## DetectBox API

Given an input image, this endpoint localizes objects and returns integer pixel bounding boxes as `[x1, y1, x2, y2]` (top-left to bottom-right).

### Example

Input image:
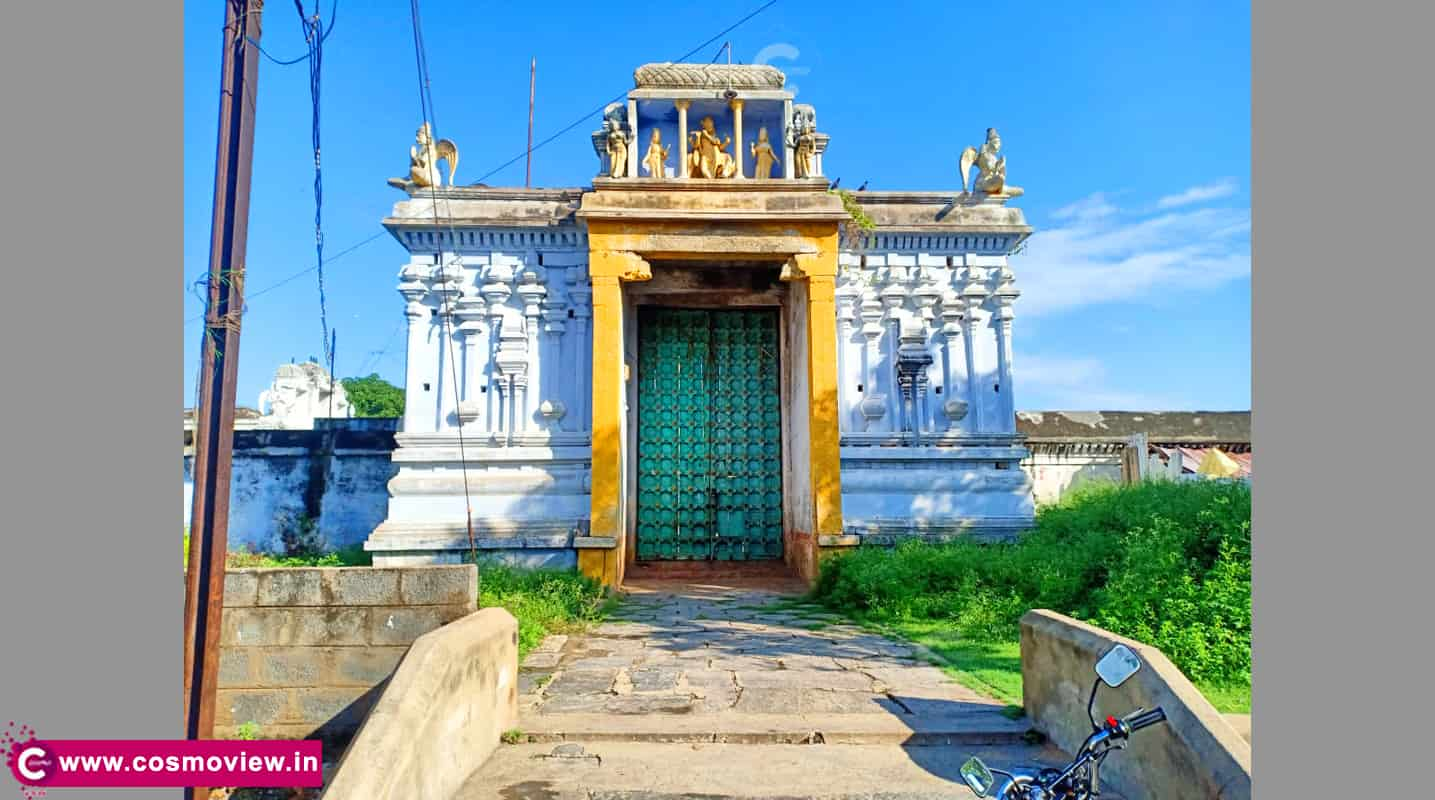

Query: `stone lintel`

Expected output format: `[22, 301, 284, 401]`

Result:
[579, 183, 846, 225]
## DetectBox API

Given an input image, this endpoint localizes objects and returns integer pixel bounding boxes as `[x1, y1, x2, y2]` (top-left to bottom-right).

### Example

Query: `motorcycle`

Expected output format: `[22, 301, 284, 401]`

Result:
[958, 643, 1167, 799]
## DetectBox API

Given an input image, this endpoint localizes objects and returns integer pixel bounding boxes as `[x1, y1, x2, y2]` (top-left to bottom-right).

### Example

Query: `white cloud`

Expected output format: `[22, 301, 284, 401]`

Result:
[1015, 192, 1250, 317]
[1014, 353, 1185, 410]
[1051, 192, 1118, 222]
[1155, 178, 1239, 209]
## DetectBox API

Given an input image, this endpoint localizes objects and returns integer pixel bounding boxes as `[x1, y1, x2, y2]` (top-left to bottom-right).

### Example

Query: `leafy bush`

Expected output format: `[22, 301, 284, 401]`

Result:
[477, 563, 612, 657]
[812, 480, 1252, 686]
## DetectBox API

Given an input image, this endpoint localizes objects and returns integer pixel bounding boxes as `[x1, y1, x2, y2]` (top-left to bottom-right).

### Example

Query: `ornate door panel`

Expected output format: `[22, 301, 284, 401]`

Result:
[636, 308, 783, 561]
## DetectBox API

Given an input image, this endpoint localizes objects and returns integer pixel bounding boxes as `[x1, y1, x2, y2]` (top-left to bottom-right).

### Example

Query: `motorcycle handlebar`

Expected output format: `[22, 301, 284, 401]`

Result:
[1126, 707, 1167, 732]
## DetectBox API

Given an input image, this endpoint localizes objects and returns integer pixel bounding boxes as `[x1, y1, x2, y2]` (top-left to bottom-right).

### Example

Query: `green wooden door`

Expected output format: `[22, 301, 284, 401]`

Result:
[636, 308, 783, 561]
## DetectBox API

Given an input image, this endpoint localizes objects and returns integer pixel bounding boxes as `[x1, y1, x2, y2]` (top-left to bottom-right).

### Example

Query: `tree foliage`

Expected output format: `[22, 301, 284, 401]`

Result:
[341, 373, 404, 418]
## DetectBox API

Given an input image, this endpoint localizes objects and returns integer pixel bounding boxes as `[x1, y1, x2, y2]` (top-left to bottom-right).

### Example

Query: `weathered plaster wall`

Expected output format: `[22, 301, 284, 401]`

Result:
[182, 421, 399, 552]
[1023, 451, 1123, 505]
[209, 564, 476, 743]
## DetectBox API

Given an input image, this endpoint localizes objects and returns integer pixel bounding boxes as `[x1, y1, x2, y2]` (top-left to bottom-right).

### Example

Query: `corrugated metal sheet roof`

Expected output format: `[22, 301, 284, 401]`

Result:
[1157, 446, 1252, 478]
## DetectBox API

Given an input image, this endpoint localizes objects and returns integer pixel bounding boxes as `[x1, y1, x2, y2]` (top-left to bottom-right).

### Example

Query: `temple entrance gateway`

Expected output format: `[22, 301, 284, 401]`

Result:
[369, 61, 1036, 586]
[635, 308, 783, 562]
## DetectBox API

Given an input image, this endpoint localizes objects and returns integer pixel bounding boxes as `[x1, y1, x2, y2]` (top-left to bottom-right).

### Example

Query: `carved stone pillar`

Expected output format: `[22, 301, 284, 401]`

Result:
[480, 269, 513, 437]
[938, 293, 969, 433]
[399, 265, 432, 434]
[431, 258, 465, 430]
[960, 258, 988, 433]
[540, 275, 569, 431]
[993, 265, 1021, 434]
[454, 289, 488, 432]
[568, 276, 593, 433]
[879, 278, 907, 433]
[626, 98, 639, 178]
[730, 98, 745, 178]
[516, 268, 547, 433]
[858, 290, 886, 431]
[675, 100, 690, 180]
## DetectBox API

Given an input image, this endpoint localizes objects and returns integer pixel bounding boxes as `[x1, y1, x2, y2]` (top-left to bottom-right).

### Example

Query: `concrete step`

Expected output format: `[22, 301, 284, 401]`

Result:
[453, 742, 1111, 800]
[517, 710, 1033, 746]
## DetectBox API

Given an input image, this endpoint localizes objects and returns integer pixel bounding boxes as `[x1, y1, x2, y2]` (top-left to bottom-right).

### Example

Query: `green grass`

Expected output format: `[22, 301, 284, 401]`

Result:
[183, 530, 372, 568]
[476, 562, 616, 659]
[811, 481, 1252, 714]
[1194, 682, 1251, 714]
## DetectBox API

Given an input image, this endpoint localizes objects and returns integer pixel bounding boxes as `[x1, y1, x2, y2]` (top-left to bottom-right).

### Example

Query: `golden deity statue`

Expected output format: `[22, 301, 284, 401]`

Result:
[750, 127, 777, 180]
[642, 128, 670, 179]
[688, 116, 736, 178]
[605, 118, 630, 178]
[387, 122, 458, 189]
[793, 121, 817, 179]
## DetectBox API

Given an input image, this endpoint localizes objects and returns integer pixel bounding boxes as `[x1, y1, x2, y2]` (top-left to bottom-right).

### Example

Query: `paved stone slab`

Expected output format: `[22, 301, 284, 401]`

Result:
[546, 669, 618, 696]
[628, 666, 684, 693]
[522, 650, 562, 670]
[736, 670, 876, 692]
[457, 742, 1121, 800]
[519, 580, 1022, 750]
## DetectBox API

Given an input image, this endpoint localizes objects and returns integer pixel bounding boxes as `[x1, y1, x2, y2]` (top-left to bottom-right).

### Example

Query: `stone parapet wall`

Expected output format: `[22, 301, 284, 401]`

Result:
[1020, 610, 1251, 800]
[323, 608, 518, 800]
[209, 564, 476, 742]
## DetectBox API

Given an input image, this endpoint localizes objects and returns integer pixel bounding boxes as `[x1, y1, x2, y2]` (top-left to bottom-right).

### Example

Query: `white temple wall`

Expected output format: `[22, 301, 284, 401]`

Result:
[833, 247, 1033, 542]
[368, 219, 1034, 561]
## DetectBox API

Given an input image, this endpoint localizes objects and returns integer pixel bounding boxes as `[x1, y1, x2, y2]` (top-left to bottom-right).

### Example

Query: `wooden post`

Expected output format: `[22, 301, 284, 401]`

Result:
[184, 1, 262, 797]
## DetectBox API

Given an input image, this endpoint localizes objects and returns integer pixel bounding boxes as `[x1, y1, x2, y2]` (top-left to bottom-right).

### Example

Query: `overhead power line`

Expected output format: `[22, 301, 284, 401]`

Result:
[184, 229, 388, 326]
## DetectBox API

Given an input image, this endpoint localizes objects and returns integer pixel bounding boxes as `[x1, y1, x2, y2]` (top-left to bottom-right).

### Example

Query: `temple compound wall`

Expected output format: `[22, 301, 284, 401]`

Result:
[365, 62, 1034, 583]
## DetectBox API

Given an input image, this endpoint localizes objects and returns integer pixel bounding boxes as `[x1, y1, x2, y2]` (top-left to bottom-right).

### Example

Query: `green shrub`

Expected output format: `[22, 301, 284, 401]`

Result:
[182, 530, 371, 569]
[812, 480, 1252, 686]
[476, 562, 611, 657]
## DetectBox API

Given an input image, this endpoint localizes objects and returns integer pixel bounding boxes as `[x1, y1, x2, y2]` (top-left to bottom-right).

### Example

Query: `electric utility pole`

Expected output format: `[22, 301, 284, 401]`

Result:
[183, 2, 262, 797]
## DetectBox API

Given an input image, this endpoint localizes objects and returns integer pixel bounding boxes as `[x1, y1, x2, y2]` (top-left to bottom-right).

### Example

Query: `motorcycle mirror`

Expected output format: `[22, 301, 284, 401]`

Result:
[1095, 643, 1142, 688]
[960, 757, 996, 797]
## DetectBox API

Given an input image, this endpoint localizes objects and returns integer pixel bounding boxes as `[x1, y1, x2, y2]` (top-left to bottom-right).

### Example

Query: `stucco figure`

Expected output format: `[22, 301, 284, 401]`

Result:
[257, 362, 352, 429]
[959, 127, 1023, 198]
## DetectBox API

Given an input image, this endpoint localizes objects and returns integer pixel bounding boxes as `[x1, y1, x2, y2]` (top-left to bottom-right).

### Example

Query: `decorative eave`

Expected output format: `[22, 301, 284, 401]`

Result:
[578, 178, 848, 224]
[633, 62, 785, 90]
[382, 186, 587, 251]
[846, 191, 1032, 255]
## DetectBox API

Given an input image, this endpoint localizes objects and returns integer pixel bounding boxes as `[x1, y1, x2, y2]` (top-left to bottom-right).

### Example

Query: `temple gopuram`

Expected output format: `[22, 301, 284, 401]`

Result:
[366, 63, 1034, 586]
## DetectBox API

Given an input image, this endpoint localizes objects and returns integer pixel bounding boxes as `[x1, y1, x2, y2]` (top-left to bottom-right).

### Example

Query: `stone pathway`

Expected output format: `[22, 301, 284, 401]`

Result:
[512, 579, 1027, 745]
[454, 579, 1130, 799]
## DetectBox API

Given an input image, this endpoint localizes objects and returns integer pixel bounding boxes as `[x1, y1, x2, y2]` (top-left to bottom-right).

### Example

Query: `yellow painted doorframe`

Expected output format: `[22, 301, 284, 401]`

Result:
[580, 221, 845, 586]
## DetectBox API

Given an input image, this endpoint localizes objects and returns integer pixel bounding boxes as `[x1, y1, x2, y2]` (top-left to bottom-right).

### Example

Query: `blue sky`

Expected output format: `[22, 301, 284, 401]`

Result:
[183, 0, 1251, 412]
